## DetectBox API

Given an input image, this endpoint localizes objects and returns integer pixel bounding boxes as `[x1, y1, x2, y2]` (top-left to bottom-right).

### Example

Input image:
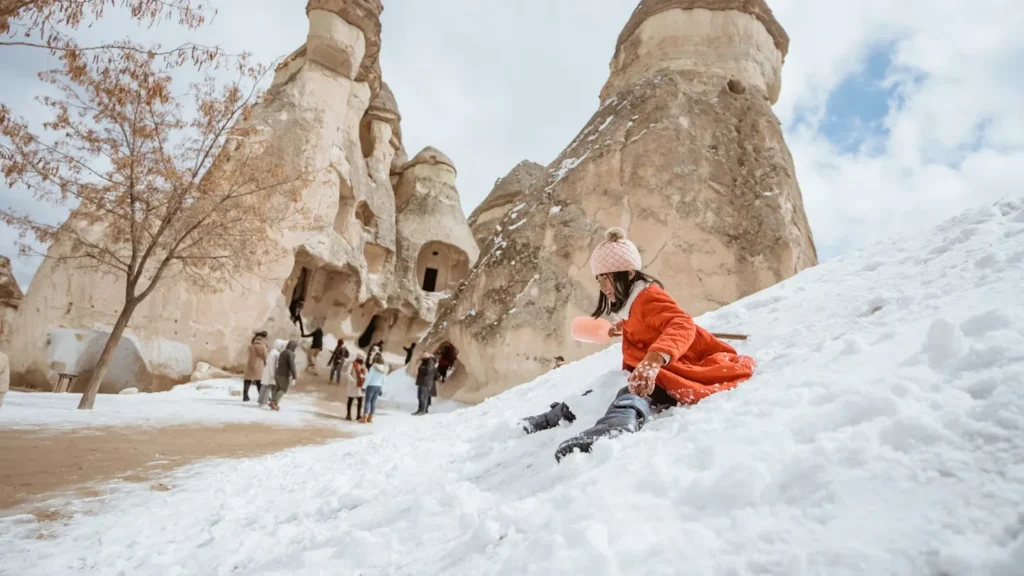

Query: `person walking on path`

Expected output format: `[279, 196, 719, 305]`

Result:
[359, 354, 388, 423]
[301, 321, 324, 375]
[328, 340, 349, 385]
[346, 357, 367, 421]
[0, 351, 9, 409]
[243, 331, 269, 402]
[413, 353, 437, 416]
[259, 341, 284, 407]
[270, 340, 299, 411]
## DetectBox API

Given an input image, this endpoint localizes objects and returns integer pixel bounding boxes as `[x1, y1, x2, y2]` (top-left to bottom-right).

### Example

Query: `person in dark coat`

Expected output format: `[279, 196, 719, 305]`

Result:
[327, 340, 349, 385]
[289, 299, 305, 332]
[301, 323, 324, 375]
[436, 342, 458, 383]
[413, 354, 438, 415]
[402, 342, 416, 365]
[270, 340, 298, 411]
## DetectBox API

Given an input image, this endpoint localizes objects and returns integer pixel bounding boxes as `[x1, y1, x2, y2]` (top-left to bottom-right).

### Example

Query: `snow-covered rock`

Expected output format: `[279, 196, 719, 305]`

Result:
[2, 199, 1023, 575]
[189, 362, 235, 383]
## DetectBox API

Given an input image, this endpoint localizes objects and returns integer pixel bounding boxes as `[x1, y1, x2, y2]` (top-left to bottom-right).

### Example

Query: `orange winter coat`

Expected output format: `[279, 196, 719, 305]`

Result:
[621, 284, 755, 404]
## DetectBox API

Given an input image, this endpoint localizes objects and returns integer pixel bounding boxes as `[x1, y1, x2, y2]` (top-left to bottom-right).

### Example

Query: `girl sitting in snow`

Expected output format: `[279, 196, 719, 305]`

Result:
[550, 227, 756, 462]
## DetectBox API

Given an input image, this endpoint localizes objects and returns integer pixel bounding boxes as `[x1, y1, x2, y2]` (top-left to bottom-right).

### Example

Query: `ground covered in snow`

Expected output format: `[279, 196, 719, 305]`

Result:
[0, 379, 336, 430]
[0, 372, 462, 432]
[3, 199, 1024, 575]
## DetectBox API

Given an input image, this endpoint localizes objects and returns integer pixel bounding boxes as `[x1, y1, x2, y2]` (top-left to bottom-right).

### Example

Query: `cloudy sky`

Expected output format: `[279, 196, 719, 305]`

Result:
[2, 0, 1022, 289]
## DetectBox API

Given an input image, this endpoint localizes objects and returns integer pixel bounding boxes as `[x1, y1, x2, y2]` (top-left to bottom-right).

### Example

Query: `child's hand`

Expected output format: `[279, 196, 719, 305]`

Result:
[627, 351, 667, 397]
[608, 320, 624, 338]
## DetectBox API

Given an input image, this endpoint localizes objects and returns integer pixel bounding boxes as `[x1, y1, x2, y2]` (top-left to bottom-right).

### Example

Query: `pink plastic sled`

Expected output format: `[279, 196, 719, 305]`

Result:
[570, 316, 613, 345]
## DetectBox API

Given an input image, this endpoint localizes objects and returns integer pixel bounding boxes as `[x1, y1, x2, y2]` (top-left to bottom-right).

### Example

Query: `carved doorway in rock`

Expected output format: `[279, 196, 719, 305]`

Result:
[422, 268, 438, 292]
[416, 241, 470, 294]
[358, 315, 379, 349]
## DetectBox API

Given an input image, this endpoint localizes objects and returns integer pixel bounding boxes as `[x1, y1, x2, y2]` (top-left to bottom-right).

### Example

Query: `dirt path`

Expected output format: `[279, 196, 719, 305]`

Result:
[0, 423, 349, 512]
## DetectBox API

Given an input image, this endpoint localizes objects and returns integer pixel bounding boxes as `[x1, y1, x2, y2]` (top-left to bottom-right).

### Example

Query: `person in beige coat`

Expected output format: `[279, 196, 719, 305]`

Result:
[243, 331, 269, 402]
[0, 350, 9, 409]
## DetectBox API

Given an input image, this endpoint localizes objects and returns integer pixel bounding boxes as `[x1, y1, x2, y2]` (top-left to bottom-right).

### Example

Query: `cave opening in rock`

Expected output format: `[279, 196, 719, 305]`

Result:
[417, 242, 470, 293]
[289, 266, 311, 327]
[422, 267, 438, 292]
[358, 315, 379, 349]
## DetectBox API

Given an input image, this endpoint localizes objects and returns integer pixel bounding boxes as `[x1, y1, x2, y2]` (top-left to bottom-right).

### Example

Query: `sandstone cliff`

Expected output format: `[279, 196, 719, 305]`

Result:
[420, 0, 817, 403]
[0, 256, 22, 342]
[2, 2, 477, 392]
[467, 160, 545, 248]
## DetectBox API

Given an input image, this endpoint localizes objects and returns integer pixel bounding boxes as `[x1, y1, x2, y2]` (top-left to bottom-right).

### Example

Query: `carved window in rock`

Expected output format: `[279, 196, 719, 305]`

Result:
[359, 114, 375, 160]
[355, 201, 377, 232]
[363, 243, 390, 275]
[332, 174, 357, 236]
[417, 241, 470, 293]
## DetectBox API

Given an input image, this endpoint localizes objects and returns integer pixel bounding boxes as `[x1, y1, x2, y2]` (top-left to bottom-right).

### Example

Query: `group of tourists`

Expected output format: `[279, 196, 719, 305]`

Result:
[335, 340, 390, 423]
[242, 312, 444, 423]
[242, 332, 297, 412]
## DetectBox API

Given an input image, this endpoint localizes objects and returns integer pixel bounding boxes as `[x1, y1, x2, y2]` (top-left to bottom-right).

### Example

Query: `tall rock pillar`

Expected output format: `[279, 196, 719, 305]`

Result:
[420, 0, 817, 403]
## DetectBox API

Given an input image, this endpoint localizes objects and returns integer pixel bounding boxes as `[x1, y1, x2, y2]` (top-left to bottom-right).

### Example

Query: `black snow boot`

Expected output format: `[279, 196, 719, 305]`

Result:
[521, 402, 577, 434]
[555, 387, 652, 462]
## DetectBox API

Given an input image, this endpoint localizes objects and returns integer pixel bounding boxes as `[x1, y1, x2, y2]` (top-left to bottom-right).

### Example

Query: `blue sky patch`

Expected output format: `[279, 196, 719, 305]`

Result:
[818, 45, 900, 155]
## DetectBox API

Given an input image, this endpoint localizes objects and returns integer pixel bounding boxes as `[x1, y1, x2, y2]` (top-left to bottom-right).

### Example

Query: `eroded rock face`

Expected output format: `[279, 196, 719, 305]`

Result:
[306, 0, 383, 96]
[2, 4, 476, 392]
[467, 160, 545, 248]
[0, 256, 23, 342]
[420, 0, 817, 403]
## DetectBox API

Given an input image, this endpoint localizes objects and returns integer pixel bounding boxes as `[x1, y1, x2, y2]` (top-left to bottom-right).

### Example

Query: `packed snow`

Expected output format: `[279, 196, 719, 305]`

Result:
[2, 199, 1024, 575]
[0, 374, 462, 431]
[0, 379, 341, 430]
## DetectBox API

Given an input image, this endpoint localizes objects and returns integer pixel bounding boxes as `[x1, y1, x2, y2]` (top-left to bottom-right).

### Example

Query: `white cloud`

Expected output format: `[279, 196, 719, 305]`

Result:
[2, 0, 1022, 288]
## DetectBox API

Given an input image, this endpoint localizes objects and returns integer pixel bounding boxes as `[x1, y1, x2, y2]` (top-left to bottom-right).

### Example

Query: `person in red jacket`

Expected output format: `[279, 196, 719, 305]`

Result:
[554, 227, 755, 462]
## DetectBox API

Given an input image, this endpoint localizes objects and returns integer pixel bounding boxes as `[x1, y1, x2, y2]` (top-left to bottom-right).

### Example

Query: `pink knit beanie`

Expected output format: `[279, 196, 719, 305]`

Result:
[590, 227, 643, 276]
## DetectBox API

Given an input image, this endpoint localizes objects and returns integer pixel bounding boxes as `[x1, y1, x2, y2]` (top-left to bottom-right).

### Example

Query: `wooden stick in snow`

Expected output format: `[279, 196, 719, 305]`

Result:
[711, 333, 748, 341]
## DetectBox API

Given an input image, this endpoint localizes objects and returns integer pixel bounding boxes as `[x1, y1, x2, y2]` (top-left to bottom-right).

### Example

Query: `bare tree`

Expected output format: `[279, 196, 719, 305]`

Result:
[0, 45, 303, 409]
[1, 0, 220, 64]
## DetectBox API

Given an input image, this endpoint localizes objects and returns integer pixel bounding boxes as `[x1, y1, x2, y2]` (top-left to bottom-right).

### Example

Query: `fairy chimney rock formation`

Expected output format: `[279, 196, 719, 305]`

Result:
[606, 0, 789, 103]
[305, 0, 383, 95]
[419, 0, 817, 403]
[468, 160, 545, 248]
[2, 3, 478, 392]
[391, 147, 479, 318]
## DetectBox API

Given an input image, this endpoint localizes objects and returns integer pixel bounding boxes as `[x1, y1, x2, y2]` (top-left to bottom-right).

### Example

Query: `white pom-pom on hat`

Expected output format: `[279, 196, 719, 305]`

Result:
[605, 227, 627, 243]
[591, 226, 642, 276]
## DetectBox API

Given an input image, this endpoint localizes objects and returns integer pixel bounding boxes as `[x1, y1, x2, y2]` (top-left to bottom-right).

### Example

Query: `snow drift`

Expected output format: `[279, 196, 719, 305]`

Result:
[3, 199, 1024, 575]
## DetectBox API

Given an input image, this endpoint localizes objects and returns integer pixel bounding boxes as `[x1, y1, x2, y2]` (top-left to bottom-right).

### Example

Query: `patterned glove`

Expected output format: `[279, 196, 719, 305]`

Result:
[627, 350, 668, 397]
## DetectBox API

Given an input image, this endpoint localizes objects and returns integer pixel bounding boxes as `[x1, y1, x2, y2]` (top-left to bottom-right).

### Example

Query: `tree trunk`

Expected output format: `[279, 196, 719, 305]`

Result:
[76, 302, 137, 410]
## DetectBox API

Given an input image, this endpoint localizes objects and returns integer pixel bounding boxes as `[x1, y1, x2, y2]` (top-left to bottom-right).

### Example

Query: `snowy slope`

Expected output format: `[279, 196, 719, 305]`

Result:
[3, 199, 1024, 575]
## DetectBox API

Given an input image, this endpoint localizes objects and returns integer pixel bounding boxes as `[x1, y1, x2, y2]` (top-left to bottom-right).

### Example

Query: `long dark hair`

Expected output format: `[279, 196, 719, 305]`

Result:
[591, 271, 662, 318]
